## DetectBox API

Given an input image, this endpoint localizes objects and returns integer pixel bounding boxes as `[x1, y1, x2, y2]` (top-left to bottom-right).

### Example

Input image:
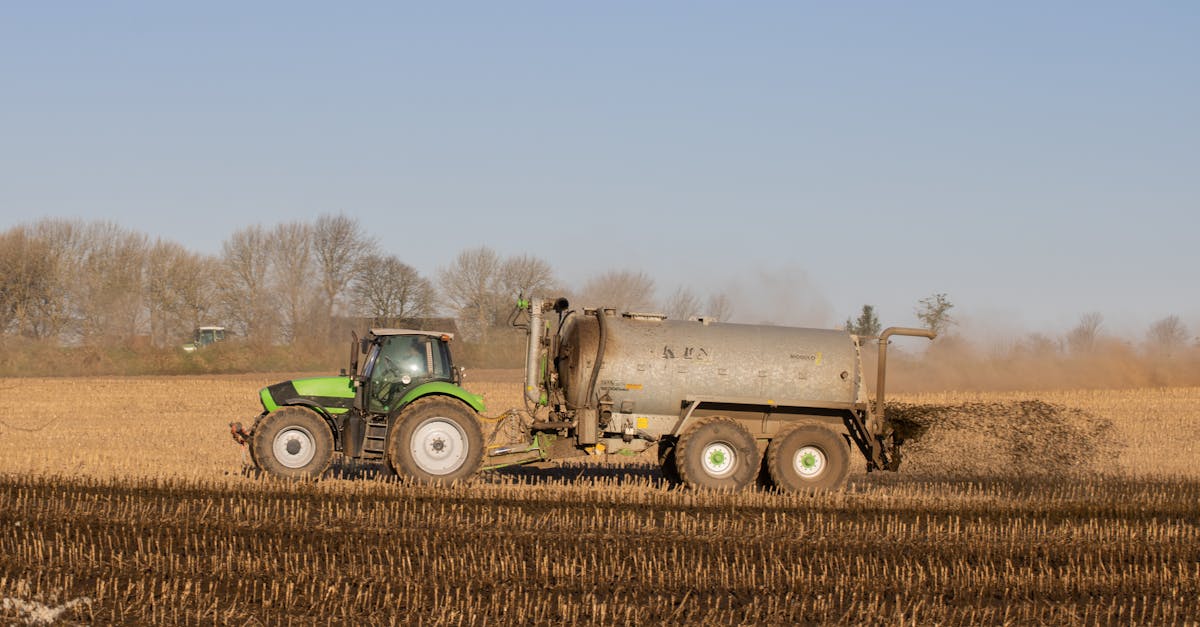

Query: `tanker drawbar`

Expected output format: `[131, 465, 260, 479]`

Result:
[500, 297, 935, 492]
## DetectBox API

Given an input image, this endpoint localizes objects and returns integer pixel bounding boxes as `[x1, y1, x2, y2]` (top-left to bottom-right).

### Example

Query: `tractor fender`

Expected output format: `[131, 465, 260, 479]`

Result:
[396, 381, 486, 415]
[273, 400, 343, 448]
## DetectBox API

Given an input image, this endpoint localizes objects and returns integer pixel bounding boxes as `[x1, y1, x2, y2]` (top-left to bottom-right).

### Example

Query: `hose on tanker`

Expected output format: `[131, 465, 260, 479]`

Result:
[480, 408, 536, 449]
[586, 308, 608, 408]
[476, 409, 517, 423]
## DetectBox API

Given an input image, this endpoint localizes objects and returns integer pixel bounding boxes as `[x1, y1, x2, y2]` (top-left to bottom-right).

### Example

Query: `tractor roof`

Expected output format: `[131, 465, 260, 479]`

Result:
[368, 328, 455, 340]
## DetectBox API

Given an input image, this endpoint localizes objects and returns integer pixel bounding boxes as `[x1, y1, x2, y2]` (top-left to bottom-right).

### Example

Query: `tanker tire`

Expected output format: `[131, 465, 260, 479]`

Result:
[675, 417, 759, 491]
[756, 450, 775, 489]
[387, 397, 483, 484]
[250, 406, 334, 480]
[767, 424, 851, 492]
[657, 439, 682, 486]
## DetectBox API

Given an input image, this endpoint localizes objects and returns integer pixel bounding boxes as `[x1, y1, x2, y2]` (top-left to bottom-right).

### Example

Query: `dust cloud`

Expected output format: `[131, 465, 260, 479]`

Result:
[717, 265, 833, 327]
[870, 336, 1200, 393]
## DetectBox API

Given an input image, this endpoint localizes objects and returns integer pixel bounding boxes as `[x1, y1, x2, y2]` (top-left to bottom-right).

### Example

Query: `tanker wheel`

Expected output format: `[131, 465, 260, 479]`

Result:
[756, 449, 775, 489]
[767, 424, 851, 492]
[674, 417, 759, 491]
[387, 397, 483, 484]
[250, 406, 334, 480]
[657, 438, 682, 486]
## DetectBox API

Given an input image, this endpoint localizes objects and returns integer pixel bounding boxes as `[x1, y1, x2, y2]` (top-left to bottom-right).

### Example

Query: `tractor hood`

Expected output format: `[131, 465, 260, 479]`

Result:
[259, 376, 355, 414]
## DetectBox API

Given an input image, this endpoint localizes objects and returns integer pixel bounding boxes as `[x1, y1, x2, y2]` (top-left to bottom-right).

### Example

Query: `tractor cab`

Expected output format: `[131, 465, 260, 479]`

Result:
[353, 329, 459, 415]
[183, 325, 226, 352]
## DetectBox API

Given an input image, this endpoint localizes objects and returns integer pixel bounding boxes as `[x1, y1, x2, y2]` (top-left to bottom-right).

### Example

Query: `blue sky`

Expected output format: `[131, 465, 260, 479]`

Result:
[1, 2, 1196, 338]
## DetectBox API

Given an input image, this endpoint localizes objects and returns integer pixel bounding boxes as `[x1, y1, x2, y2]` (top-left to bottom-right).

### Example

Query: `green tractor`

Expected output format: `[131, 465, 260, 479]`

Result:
[182, 326, 226, 352]
[231, 329, 487, 482]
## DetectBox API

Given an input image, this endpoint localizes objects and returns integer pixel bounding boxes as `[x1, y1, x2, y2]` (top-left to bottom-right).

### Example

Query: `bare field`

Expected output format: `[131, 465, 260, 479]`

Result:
[1, 371, 1196, 480]
[1, 372, 1199, 625]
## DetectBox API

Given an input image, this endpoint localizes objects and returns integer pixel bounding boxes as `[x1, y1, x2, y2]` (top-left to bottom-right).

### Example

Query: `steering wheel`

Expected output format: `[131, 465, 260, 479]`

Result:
[379, 355, 401, 380]
[373, 355, 404, 407]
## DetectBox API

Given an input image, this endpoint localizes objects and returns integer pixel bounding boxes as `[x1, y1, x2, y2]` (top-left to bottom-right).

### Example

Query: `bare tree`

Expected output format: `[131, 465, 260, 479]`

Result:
[499, 254, 559, 300]
[662, 286, 701, 320]
[352, 254, 435, 325]
[144, 241, 221, 347]
[438, 246, 504, 341]
[269, 221, 318, 344]
[0, 227, 54, 337]
[220, 225, 278, 343]
[313, 214, 376, 333]
[580, 270, 656, 312]
[1018, 332, 1061, 356]
[1146, 315, 1188, 356]
[915, 293, 955, 336]
[75, 222, 148, 345]
[706, 291, 734, 322]
[1066, 312, 1103, 354]
[27, 219, 88, 341]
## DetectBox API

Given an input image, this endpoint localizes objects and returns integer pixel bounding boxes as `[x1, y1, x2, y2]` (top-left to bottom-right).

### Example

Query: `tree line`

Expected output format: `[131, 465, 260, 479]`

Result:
[0, 215, 739, 351]
[845, 297, 1193, 358]
[2, 215, 1191, 365]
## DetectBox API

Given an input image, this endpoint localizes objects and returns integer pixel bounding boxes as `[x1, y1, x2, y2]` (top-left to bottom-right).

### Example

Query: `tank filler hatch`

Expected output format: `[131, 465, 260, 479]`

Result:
[622, 312, 667, 321]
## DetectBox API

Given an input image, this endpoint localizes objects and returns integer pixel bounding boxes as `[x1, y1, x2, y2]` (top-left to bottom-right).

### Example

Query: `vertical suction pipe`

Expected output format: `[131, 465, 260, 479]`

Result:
[524, 298, 544, 405]
[875, 327, 937, 425]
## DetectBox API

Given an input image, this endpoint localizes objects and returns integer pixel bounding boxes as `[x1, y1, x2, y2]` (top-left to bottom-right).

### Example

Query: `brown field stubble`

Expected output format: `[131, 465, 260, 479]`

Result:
[0, 373, 1198, 625]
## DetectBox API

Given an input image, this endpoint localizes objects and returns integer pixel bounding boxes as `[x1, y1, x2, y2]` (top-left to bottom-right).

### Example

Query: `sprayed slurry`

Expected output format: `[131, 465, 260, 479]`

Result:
[888, 400, 1120, 477]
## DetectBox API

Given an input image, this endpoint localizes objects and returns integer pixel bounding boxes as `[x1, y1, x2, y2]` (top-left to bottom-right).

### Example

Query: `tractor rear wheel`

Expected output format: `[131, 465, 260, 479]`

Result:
[767, 424, 851, 492]
[250, 406, 334, 480]
[674, 417, 759, 491]
[387, 397, 483, 484]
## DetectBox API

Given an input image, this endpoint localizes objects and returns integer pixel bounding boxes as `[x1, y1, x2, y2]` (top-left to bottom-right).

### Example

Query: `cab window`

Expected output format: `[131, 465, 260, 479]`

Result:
[367, 335, 429, 413]
[431, 340, 452, 378]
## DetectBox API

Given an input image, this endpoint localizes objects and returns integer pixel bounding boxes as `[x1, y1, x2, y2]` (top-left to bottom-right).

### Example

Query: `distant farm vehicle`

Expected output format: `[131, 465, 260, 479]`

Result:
[182, 326, 226, 353]
[231, 297, 934, 491]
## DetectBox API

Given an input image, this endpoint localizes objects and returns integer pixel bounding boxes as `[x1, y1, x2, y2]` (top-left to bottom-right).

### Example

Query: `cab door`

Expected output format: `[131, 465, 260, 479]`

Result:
[364, 335, 434, 415]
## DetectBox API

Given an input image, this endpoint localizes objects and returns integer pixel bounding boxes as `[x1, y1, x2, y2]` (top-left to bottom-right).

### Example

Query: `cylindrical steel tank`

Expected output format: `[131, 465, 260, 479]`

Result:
[556, 311, 864, 417]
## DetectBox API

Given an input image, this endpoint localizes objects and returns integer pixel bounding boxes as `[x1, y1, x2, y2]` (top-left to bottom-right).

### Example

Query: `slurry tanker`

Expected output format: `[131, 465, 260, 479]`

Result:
[232, 297, 933, 491]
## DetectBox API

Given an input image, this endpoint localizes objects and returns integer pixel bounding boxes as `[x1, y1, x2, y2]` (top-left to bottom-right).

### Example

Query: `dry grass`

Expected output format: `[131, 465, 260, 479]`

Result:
[0, 371, 1198, 625]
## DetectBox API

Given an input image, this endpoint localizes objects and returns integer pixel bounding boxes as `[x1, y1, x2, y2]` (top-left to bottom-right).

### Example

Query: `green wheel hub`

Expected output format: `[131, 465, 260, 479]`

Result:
[700, 442, 736, 478]
[794, 445, 826, 478]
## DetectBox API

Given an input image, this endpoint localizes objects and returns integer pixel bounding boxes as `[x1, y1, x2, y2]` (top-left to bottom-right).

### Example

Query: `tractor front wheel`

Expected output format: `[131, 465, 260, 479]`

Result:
[250, 406, 334, 480]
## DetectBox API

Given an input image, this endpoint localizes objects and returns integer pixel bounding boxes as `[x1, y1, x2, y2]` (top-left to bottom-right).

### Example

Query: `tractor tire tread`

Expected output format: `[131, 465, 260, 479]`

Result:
[249, 406, 334, 480]
[387, 396, 484, 484]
